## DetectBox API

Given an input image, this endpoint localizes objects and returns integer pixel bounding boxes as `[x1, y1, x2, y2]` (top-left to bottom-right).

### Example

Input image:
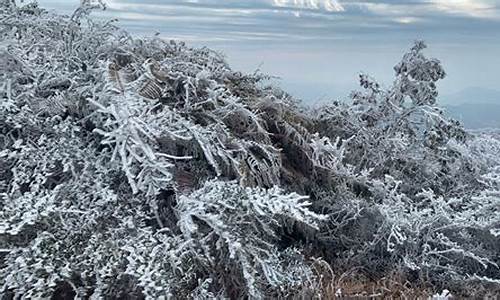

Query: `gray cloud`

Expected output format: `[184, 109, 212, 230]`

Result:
[38, 0, 500, 44]
[91, 0, 499, 43]
[37, 0, 500, 102]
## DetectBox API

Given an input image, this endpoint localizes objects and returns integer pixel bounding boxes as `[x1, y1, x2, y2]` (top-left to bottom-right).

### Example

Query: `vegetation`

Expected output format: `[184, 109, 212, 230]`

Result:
[1, 1, 499, 298]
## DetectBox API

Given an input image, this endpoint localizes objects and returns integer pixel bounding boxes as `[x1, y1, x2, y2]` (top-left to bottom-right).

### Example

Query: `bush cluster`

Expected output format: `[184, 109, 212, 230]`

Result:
[1, 1, 499, 298]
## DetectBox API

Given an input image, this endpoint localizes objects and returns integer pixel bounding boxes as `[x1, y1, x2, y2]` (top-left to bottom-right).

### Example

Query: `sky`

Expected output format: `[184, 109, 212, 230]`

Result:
[37, 0, 500, 105]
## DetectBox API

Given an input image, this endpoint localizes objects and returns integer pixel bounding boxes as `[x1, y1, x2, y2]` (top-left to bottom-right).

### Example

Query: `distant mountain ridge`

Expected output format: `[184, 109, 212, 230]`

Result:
[442, 87, 500, 129]
[442, 87, 500, 105]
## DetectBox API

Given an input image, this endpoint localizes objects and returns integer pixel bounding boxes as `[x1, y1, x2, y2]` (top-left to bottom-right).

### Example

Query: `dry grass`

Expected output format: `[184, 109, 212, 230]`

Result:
[290, 260, 500, 299]
[322, 275, 433, 299]
[311, 264, 432, 299]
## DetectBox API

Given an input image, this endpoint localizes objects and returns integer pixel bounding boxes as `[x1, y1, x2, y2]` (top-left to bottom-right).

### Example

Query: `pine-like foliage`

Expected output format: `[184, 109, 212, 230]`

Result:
[1, 1, 499, 298]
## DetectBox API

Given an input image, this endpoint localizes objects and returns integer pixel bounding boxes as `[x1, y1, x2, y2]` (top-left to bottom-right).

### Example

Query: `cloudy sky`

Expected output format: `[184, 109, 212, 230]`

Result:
[38, 0, 500, 104]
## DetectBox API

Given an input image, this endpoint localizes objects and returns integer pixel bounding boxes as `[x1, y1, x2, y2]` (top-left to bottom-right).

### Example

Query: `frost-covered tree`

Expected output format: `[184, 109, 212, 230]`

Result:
[314, 41, 473, 198]
[310, 42, 500, 295]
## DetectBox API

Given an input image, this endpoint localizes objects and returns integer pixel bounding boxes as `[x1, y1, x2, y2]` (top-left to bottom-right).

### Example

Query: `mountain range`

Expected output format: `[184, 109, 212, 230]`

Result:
[442, 87, 500, 129]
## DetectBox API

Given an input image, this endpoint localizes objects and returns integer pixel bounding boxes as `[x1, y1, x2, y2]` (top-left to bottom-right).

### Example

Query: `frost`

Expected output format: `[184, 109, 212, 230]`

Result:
[0, 1, 499, 298]
[432, 289, 452, 300]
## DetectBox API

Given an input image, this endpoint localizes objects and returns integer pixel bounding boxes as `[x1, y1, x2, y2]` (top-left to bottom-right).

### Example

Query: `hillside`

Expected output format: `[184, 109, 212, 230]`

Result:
[441, 87, 500, 129]
[1, 1, 500, 299]
[445, 102, 500, 129]
[442, 87, 500, 106]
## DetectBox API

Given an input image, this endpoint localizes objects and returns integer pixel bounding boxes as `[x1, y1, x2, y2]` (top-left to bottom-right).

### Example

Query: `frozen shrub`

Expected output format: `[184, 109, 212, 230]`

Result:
[0, 1, 499, 298]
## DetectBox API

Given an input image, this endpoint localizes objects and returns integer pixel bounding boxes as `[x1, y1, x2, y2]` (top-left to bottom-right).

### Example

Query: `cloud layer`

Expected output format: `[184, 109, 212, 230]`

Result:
[37, 0, 500, 102]
[93, 0, 500, 44]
